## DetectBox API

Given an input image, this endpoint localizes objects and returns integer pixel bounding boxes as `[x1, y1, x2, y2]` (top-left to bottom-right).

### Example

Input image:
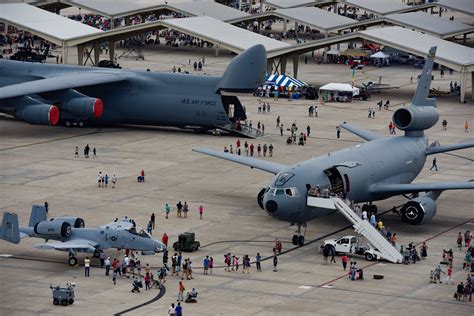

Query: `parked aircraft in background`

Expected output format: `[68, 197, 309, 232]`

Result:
[0, 205, 166, 265]
[193, 47, 474, 245]
[362, 76, 399, 93]
[0, 45, 266, 137]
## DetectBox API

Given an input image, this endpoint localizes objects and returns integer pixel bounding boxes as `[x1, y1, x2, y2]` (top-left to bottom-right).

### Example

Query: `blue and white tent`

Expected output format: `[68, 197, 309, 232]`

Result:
[265, 74, 308, 88]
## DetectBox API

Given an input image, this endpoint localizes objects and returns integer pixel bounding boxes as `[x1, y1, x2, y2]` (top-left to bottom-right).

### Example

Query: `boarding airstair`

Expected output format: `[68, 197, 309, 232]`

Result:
[307, 196, 403, 263]
[217, 123, 262, 138]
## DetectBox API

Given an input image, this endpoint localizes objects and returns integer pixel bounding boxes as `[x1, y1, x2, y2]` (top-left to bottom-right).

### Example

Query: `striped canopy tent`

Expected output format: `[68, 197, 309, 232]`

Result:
[265, 74, 308, 88]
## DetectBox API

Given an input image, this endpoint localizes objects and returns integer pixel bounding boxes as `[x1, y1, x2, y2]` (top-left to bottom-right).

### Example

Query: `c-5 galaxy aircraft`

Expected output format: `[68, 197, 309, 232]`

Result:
[0, 45, 266, 136]
[193, 47, 474, 245]
[0, 205, 166, 265]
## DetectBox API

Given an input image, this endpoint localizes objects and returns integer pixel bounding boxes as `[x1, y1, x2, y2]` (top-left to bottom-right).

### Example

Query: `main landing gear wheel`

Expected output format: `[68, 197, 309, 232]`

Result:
[64, 120, 72, 127]
[68, 257, 78, 266]
[78, 120, 85, 127]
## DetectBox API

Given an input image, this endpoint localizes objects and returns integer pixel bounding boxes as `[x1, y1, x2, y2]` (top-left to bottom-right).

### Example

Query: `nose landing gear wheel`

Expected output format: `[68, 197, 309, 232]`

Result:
[292, 235, 298, 245]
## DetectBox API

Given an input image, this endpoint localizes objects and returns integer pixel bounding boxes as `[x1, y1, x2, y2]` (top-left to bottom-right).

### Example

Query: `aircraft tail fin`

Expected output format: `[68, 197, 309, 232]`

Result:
[28, 205, 47, 227]
[0, 212, 21, 244]
[216, 44, 266, 93]
[412, 46, 437, 107]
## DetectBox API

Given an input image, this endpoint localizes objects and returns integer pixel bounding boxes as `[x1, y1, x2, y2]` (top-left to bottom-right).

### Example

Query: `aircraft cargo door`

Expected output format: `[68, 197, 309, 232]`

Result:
[221, 95, 247, 122]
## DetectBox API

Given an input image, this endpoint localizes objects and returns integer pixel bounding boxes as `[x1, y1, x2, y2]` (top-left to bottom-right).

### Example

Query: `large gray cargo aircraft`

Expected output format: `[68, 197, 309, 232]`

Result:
[194, 47, 474, 245]
[0, 205, 166, 265]
[0, 45, 266, 136]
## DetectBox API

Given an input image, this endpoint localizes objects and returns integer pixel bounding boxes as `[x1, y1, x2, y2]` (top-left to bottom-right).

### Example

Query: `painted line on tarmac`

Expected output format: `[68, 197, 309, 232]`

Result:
[317, 217, 474, 288]
[113, 285, 167, 316]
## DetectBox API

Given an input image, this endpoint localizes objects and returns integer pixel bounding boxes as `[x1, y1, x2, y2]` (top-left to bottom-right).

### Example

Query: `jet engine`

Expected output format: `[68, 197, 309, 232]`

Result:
[400, 196, 437, 225]
[34, 221, 72, 238]
[51, 217, 85, 228]
[62, 97, 103, 119]
[16, 103, 60, 125]
[393, 106, 439, 131]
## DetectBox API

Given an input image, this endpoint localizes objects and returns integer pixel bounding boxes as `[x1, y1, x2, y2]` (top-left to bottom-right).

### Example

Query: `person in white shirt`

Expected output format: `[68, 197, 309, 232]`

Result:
[361, 210, 368, 220]
[168, 303, 176, 315]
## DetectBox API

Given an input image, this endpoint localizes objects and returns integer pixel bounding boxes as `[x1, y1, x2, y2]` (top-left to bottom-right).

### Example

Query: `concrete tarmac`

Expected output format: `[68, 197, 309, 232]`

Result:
[0, 46, 473, 315]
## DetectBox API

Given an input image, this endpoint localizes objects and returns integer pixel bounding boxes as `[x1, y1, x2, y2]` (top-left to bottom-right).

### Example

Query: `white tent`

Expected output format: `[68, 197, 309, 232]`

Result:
[319, 83, 359, 96]
[326, 48, 340, 55]
[370, 51, 389, 59]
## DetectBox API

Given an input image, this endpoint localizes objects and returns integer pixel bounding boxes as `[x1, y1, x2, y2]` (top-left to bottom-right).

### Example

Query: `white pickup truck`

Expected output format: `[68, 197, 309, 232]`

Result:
[321, 235, 380, 261]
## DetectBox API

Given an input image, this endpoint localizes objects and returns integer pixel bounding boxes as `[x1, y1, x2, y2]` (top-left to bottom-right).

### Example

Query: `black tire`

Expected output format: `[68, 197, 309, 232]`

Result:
[78, 120, 85, 127]
[61, 299, 68, 306]
[69, 299, 74, 305]
[292, 235, 298, 245]
[365, 252, 375, 261]
[328, 245, 335, 256]
[298, 235, 305, 246]
[257, 188, 265, 210]
[68, 257, 78, 266]
[65, 120, 72, 127]
[93, 250, 100, 258]
[53, 299, 59, 305]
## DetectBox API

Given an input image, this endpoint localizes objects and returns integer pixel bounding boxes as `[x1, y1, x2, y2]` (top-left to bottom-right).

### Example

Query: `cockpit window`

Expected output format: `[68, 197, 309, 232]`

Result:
[127, 228, 151, 239]
[275, 189, 284, 195]
[285, 189, 292, 196]
[275, 172, 294, 186]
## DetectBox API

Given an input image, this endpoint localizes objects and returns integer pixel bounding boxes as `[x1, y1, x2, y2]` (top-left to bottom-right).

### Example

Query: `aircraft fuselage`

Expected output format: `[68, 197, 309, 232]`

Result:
[263, 135, 428, 223]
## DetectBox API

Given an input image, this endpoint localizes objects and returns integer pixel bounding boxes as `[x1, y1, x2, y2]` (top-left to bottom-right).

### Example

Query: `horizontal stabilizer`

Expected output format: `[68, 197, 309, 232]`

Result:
[426, 141, 474, 155]
[370, 181, 474, 195]
[340, 122, 382, 141]
[192, 147, 285, 174]
[0, 212, 20, 244]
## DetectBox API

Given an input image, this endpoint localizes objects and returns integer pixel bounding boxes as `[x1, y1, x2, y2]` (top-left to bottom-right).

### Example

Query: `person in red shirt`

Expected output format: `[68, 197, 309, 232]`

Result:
[341, 254, 349, 271]
[162, 233, 169, 247]
[236, 139, 241, 148]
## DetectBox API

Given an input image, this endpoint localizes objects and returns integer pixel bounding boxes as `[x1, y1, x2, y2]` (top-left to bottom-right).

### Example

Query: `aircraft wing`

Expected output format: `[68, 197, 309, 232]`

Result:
[370, 181, 474, 195]
[340, 122, 382, 141]
[192, 147, 286, 174]
[426, 141, 474, 155]
[0, 72, 128, 100]
[34, 239, 98, 252]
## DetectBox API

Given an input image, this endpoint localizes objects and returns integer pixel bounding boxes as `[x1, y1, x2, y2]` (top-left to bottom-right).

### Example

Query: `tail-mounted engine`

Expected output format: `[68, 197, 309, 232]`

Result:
[393, 106, 439, 132]
[34, 221, 71, 238]
[401, 196, 437, 225]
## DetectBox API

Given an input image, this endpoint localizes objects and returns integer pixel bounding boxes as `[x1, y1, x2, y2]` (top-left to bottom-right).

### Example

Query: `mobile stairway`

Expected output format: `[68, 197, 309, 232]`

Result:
[217, 123, 262, 139]
[307, 195, 403, 263]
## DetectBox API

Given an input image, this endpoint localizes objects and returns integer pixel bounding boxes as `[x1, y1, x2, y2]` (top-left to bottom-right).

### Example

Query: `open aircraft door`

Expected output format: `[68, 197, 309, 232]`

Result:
[324, 161, 362, 196]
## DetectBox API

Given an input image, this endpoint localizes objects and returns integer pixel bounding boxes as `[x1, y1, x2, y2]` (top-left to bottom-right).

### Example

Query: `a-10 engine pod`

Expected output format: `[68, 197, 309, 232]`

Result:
[34, 221, 71, 238]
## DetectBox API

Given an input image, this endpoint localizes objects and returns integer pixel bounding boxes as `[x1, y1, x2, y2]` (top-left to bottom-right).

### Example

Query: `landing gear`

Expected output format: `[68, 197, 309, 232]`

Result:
[257, 188, 265, 210]
[291, 223, 306, 246]
[68, 250, 78, 266]
[68, 257, 78, 266]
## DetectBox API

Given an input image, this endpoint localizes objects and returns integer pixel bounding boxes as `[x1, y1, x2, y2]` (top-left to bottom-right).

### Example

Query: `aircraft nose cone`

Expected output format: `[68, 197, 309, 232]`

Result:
[265, 200, 278, 213]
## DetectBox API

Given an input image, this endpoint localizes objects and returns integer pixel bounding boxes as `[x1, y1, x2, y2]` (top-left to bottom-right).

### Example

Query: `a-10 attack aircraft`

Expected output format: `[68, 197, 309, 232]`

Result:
[0, 45, 266, 136]
[193, 47, 474, 245]
[0, 205, 166, 265]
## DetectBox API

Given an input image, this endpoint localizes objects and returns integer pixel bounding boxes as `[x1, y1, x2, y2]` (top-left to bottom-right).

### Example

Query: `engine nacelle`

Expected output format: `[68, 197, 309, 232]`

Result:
[16, 103, 60, 125]
[401, 196, 437, 225]
[63, 97, 103, 119]
[51, 217, 85, 228]
[34, 221, 72, 238]
[393, 106, 439, 131]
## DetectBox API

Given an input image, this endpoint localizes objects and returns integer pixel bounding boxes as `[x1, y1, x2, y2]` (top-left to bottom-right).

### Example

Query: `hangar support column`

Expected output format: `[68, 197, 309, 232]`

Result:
[267, 58, 273, 74]
[109, 40, 115, 62]
[472, 71, 474, 101]
[281, 56, 287, 75]
[459, 70, 467, 103]
[94, 42, 100, 66]
[77, 44, 84, 66]
[293, 55, 299, 79]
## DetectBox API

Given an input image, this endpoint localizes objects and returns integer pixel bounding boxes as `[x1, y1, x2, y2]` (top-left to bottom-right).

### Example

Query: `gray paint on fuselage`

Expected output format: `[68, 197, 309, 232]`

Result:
[264, 135, 427, 223]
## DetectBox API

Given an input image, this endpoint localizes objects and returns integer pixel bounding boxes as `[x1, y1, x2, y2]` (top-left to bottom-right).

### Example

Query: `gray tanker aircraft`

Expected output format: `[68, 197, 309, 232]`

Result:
[194, 47, 474, 245]
[0, 45, 266, 136]
[0, 205, 166, 265]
